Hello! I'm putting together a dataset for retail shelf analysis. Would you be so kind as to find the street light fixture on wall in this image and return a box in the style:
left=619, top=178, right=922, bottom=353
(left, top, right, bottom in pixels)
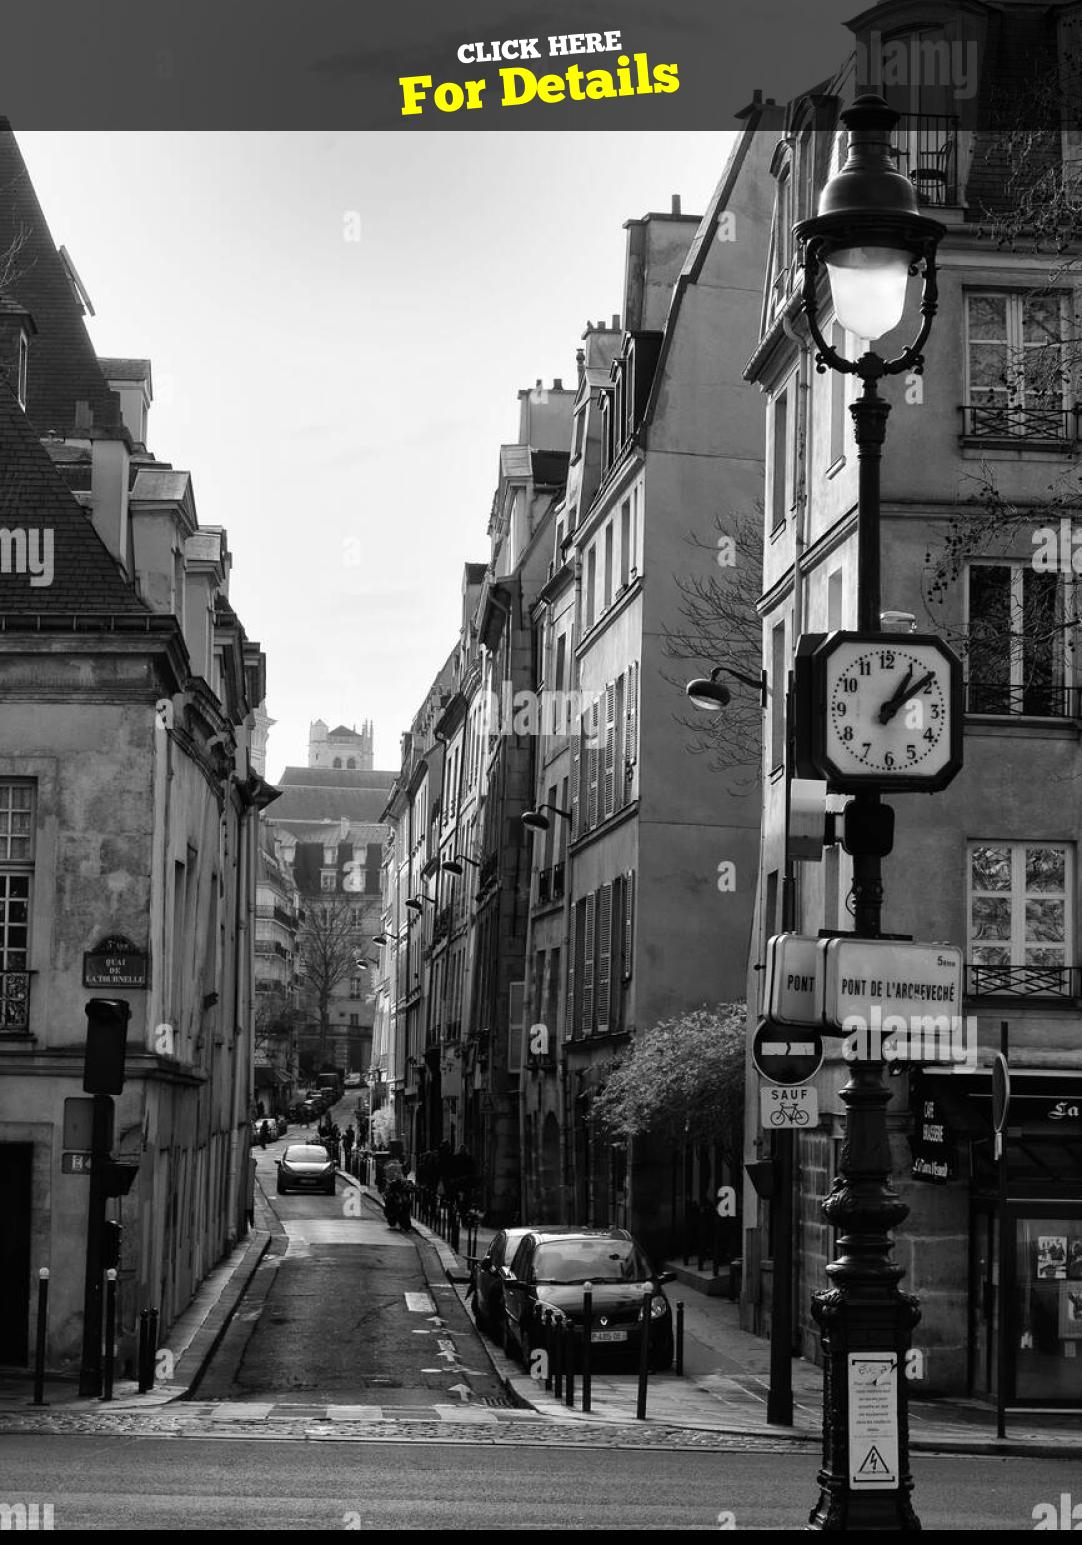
left=521, top=803, right=572, bottom=832
left=405, top=895, right=434, bottom=915
left=794, top=94, right=946, bottom=1533
left=440, top=854, right=480, bottom=877
left=684, top=665, right=767, bottom=711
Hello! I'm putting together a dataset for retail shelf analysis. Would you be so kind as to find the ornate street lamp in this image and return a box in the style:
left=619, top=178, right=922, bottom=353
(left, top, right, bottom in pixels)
left=794, top=95, right=946, bottom=1532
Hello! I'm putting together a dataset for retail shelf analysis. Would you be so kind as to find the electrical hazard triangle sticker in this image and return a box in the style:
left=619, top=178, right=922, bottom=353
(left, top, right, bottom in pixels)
left=856, top=1445, right=895, bottom=1480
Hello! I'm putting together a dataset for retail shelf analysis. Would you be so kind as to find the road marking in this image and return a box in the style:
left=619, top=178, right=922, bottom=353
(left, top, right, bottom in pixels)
left=405, top=1292, right=436, bottom=1312
left=325, top=1406, right=387, bottom=1421
left=433, top=1405, right=498, bottom=1422
left=210, top=1402, right=273, bottom=1420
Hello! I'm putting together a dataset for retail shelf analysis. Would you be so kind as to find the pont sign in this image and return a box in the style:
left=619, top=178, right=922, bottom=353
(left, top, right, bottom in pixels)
left=752, top=1019, right=824, bottom=1084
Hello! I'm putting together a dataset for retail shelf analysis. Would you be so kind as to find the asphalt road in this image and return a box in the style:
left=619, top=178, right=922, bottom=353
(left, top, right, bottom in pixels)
left=3, top=1437, right=1075, bottom=1529
left=195, top=1120, right=507, bottom=1411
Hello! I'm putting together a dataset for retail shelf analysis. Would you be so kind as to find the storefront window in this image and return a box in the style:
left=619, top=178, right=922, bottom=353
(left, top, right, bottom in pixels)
left=1014, top=1216, right=1082, bottom=1402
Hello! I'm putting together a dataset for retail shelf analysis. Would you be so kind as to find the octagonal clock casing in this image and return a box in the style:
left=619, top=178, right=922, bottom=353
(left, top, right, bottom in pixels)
left=808, top=631, right=964, bottom=792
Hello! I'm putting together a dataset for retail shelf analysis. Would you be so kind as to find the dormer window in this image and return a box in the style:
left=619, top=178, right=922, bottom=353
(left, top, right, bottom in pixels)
left=321, top=871, right=336, bottom=891
left=16, top=332, right=28, bottom=410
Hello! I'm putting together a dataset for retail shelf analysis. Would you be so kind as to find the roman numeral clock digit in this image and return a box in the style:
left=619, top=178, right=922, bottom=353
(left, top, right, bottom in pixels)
left=811, top=632, right=964, bottom=792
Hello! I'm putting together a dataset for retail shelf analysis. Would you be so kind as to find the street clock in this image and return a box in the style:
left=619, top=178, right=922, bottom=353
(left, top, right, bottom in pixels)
left=809, top=632, right=963, bottom=793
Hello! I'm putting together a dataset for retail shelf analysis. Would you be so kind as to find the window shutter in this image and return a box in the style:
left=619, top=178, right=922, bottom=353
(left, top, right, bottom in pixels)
left=586, top=701, right=600, bottom=831
left=582, top=891, right=595, bottom=1033
left=596, top=883, right=612, bottom=1032
left=623, top=869, right=635, bottom=981
left=602, top=683, right=616, bottom=819
left=614, top=675, right=626, bottom=811
left=625, top=663, right=638, bottom=793
left=571, top=717, right=583, bottom=840
left=568, top=901, right=582, bottom=1039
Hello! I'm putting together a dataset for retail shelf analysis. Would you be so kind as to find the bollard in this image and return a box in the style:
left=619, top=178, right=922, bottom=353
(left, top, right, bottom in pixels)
left=137, top=1308, right=150, bottom=1392
left=147, top=1306, right=159, bottom=1387
left=450, top=1204, right=461, bottom=1254
left=102, top=1269, right=118, bottom=1402
left=636, top=1283, right=652, bottom=1420
left=564, top=1318, right=576, bottom=1408
left=581, top=1282, right=592, bottom=1413
left=552, top=1308, right=564, bottom=1400
left=32, top=1269, right=49, bottom=1406
left=676, top=1300, right=685, bottom=1376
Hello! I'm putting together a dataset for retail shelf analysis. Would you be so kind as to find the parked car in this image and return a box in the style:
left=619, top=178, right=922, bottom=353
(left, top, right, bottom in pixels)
left=502, top=1229, right=676, bottom=1372
left=344, top=1072, right=362, bottom=1088
left=470, top=1225, right=578, bottom=1344
left=276, top=1143, right=336, bottom=1196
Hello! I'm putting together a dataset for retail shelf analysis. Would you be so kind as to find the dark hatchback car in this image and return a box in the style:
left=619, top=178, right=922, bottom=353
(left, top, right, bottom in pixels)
left=502, top=1229, right=676, bottom=1372
left=469, top=1225, right=582, bottom=1346
left=276, top=1143, right=336, bottom=1196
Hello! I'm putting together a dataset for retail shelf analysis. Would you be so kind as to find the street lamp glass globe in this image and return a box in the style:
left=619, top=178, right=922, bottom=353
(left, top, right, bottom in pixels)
left=824, top=246, right=911, bottom=341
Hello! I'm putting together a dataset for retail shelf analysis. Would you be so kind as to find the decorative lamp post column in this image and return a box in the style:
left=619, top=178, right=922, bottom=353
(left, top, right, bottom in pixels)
left=793, top=95, right=945, bottom=1531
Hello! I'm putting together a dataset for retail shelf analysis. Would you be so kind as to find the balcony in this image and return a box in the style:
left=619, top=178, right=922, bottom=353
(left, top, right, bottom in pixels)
left=0, top=970, right=30, bottom=1033
left=965, top=681, right=1081, bottom=719
left=890, top=114, right=958, bottom=206
left=535, top=862, right=566, bottom=907
left=961, top=404, right=1077, bottom=443
left=479, top=852, right=499, bottom=892
left=432, top=905, right=452, bottom=947
left=537, top=867, right=551, bottom=905
left=552, top=860, right=566, bottom=901
left=966, top=963, right=1079, bottom=1000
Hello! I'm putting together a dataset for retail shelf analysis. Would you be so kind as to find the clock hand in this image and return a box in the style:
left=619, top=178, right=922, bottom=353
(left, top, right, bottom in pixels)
left=876, top=666, right=912, bottom=724
left=879, top=668, right=936, bottom=724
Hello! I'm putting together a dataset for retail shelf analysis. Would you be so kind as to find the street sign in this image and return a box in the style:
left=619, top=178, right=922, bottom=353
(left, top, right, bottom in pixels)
left=760, top=1084, right=818, bottom=1129
left=764, top=933, right=820, bottom=1025
left=752, top=1020, right=824, bottom=1083
left=817, top=937, right=964, bottom=1031
left=847, top=1353, right=900, bottom=1489
left=61, top=1151, right=92, bottom=1175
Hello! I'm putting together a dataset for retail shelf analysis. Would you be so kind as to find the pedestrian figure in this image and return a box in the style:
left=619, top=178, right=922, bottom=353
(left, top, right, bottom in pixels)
left=436, top=1139, right=454, bottom=1198
left=258, top=1120, right=270, bottom=1150
left=451, top=1143, right=479, bottom=1212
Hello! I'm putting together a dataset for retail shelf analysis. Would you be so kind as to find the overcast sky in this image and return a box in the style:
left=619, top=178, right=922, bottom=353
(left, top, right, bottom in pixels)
left=16, top=130, right=737, bottom=777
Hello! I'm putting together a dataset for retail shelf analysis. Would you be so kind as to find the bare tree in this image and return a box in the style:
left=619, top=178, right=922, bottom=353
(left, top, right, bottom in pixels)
left=660, top=506, right=764, bottom=796
left=296, top=897, right=360, bottom=1059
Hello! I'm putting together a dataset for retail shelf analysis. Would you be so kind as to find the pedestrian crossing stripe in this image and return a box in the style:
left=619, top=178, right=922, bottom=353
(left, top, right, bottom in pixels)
left=855, top=1444, right=896, bottom=1482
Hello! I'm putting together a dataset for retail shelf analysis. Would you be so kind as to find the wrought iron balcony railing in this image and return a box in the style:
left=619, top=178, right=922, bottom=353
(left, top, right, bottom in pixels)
left=551, top=860, right=566, bottom=901
left=965, top=680, right=1082, bottom=719
left=537, top=867, right=551, bottom=905
left=966, top=962, right=1079, bottom=999
left=0, top=969, right=31, bottom=1032
left=890, top=114, right=959, bottom=206
left=478, top=852, right=499, bottom=892
left=961, top=404, right=1078, bottom=442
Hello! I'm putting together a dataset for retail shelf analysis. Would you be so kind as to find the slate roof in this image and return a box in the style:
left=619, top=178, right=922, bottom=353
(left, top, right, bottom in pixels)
left=278, top=768, right=395, bottom=790
left=0, top=377, right=146, bottom=614
left=0, top=123, right=122, bottom=437
left=98, top=357, right=151, bottom=383
left=270, top=766, right=396, bottom=827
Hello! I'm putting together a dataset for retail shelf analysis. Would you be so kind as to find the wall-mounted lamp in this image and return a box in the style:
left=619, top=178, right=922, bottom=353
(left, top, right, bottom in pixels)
left=522, top=803, right=573, bottom=832
left=373, top=933, right=389, bottom=945
left=684, top=665, right=768, bottom=711
left=441, top=853, right=480, bottom=876
left=405, top=895, right=435, bottom=914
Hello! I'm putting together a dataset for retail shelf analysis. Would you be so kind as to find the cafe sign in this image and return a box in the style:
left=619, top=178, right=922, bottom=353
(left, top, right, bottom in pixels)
left=83, top=935, right=148, bottom=989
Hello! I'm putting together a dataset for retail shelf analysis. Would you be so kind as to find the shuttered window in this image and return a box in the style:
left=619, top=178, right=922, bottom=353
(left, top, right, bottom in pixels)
left=586, top=700, right=600, bottom=832
left=623, top=870, right=635, bottom=981
left=595, top=883, right=613, bottom=1032
left=582, top=892, right=596, bottom=1033
left=602, top=683, right=617, bottom=819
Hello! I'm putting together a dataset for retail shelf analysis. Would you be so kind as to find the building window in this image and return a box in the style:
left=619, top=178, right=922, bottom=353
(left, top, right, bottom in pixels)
left=554, top=633, right=567, bottom=695
left=771, top=623, right=786, bottom=769
left=829, top=324, right=847, bottom=465
left=0, top=781, right=34, bottom=1031
left=966, top=561, right=1067, bottom=716
left=603, top=520, right=613, bottom=610
left=619, top=499, right=631, bottom=588
left=333, top=757, right=342, bottom=768
left=771, top=389, right=789, bottom=531
left=586, top=546, right=597, bottom=629
left=964, top=292, right=1069, bottom=440
left=350, top=976, right=365, bottom=997
left=16, top=333, right=28, bottom=411
left=968, top=841, right=1073, bottom=995
left=321, top=871, right=336, bottom=891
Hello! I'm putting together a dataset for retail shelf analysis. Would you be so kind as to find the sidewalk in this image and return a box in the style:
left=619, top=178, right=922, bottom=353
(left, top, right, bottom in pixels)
left=413, top=1210, right=1082, bottom=1458
left=4, top=1165, right=1079, bottom=1458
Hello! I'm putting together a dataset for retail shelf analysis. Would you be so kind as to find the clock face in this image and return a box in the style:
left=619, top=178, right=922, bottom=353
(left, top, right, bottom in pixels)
left=814, top=634, right=962, bottom=789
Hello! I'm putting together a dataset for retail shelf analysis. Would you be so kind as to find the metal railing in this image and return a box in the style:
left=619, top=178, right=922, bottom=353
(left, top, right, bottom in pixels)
left=965, top=680, right=1081, bottom=719
left=552, top=861, right=566, bottom=901
left=961, top=404, right=1077, bottom=441
left=479, top=852, right=499, bottom=892
left=966, top=963, right=1079, bottom=999
left=0, top=969, right=30, bottom=1032
left=537, top=867, right=551, bottom=905
left=890, top=114, right=959, bottom=206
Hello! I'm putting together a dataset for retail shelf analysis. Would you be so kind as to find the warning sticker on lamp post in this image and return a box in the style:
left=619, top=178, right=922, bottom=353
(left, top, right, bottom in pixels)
left=847, top=1354, right=899, bottom=1489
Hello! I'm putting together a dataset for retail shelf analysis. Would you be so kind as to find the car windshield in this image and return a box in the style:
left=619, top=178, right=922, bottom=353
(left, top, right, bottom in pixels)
left=284, top=1146, right=330, bottom=1163
left=532, top=1239, right=653, bottom=1284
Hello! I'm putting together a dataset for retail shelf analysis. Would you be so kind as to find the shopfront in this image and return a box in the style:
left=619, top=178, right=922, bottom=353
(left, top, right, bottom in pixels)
left=915, top=1066, right=1082, bottom=1413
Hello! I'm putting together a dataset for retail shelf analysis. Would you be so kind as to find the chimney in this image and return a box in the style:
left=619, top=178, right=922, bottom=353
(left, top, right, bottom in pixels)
left=90, top=432, right=132, bottom=574
left=0, top=303, right=34, bottom=411
left=671, top=194, right=682, bottom=215
left=611, top=313, right=621, bottom=331
left=576, top=348, right=585, bottom=384
left=553, top=378, right=563, bottom=391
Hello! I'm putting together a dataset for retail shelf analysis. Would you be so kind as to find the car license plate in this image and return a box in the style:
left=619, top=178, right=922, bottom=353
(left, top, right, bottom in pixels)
left=592, top=1329, right=627, bottom=1343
